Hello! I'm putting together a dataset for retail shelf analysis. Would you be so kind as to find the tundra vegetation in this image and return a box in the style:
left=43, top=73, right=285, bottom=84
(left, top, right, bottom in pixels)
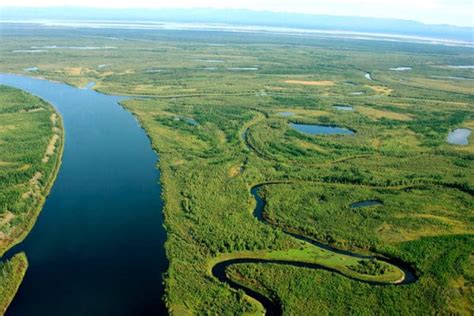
left=0, top=24, right=473, bottom=315
left=0, top=85, right=63, bottom=312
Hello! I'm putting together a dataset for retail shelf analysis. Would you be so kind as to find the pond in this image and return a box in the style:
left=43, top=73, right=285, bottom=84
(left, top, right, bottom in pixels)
left=227, top=67, right=258, bottom=71
left=350, top=200, right=383, bottom=209
left=23, top=67, right=39, bottom=72
left=31, top=45, right=117, bottom=50
left=445, top=65, right=474, bottom=69
left=0, top=74, right=167, bottom=316
left=365, top=73, right=373, bottom=80
left=290, top=123, right=355, bottom=135
left=174, top=116, right=198, bottom=126
left=389, top=67, right=412, bottom=71
left=333, top=105, right=353, bottom=111
left=447, top=128, right=471, bottom=145
left=431, top=76, right=473, bottom=81
left=278, top=111, right=295, bottom=117
left=194, top=59, right=224, bottom=63
left=13, top=50, right=48, bottom=53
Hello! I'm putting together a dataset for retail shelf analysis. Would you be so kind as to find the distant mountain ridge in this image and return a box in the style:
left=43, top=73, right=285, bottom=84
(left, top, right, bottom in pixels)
left=1, top=7, right=473, bottom=43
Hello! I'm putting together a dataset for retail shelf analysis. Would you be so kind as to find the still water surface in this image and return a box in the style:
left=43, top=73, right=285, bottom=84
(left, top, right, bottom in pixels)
left=290, top=123, right=355, bottom=135
left=447, top=128, right=471, bottom=145
left=0, top=74, right=167, bottom=316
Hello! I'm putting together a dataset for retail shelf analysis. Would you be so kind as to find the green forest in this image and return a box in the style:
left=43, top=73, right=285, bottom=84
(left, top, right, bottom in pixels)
left=0, top=25, right=472, bottom=315
left=0, top=85, right=63, bottom=312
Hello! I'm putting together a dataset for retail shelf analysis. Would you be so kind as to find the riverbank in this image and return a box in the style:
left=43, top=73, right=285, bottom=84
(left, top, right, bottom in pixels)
left=0, top=74, right=167, bottom=315
left=0, top=253, right=28, bottom=314
left=0, top=110, right=64, bottom=257
left=0, top=85, right=64, bottom=314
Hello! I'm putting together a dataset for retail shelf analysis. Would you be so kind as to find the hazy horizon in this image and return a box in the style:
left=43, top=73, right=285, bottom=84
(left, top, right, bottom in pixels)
left=1, top=0, right=473, bottom=28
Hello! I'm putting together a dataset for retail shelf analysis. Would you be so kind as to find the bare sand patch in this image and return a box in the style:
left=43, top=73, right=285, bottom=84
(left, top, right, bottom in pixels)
left=50, top=113, right=58, bottom=125
left=368, top=85, right=393, bottom=95
left=20, top=107, right=44, bottom=113
left=229, top=165, right=241, bottom=177
left=284, top=80, right=335, bottom=86
left=65, top=67, right=82, bottom=76
left=0, top=212, right=15, bottom=226
left=264, top=86, right=285, bottom=91
left=18, top=164, right=31, bottom=171
left=22, top=172, right=42, bottom=199
left=42, top=134, right=59, bottom=163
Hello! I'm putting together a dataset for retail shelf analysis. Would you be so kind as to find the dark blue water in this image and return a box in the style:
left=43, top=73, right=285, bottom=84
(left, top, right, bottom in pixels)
left=290, top=123, right=355, bottom=135
left=350, top=200, right=383, bottom=209
left=0, top=74, right=167, bottom=316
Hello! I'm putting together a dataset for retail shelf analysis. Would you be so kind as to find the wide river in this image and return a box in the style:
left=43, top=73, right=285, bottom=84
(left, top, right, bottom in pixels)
left=0, top=74, right=167, bottom=315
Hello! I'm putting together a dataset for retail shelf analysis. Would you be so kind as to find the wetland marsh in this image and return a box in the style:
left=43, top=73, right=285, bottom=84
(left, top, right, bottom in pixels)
left=0, top=20, right=472, bottom=316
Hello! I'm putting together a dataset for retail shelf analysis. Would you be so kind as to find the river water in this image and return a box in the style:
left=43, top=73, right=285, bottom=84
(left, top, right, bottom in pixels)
left=0, top=74, right=167, bottom=316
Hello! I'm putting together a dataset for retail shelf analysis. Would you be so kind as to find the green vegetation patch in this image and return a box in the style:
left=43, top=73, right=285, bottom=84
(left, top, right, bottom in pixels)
left=1, top=26, right=473, bottom=314
left=0, top=85, right=63, bottom=255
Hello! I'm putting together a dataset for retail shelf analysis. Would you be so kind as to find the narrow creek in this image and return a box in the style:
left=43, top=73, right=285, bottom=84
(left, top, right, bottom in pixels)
left=212, top=185, right=417, bottom=315
left=211, top=126, right=418, bottom=315
left=0, top=74, right=167, bottom=316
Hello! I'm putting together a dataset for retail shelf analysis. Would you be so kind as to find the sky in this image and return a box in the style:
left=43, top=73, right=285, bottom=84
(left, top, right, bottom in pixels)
left=2, top=0, right=473, bottom=27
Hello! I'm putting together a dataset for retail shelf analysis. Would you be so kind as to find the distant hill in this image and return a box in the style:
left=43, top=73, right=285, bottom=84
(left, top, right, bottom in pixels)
left=1, top=7, right=473, bottom=43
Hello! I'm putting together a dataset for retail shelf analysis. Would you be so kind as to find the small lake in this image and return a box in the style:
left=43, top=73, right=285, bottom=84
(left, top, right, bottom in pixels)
left=31, top=45, right=117, bottom=50
left=13, top=50, right=48, bottom=53
left=227, top=67, right=258, bottom=71
left=0, top=74, right=167, bottom=316
left=174, top=116, right=198, bottom=126
left=447, top=128, right=471, bottom=145
left=145, top=69, right=163, bottom=73
left=349, top=92, right=365, bottom=95
left=350, top=200, right=383, bottom=209
left=389, top=67, right=412, bottom=71
left=194, top=59, right=224, bottom=63
left=278, top=111, right=294, bottom=117
left=445, top=65, right=474, bottom=69
left=431, top=76, right=473, bottom=81
left=365, top=73, right=373, bottom=80
left=23, top=67, right=39, bottom=73
left=290, top=123, right=354, bottom=135
left=333, top=105, right=353, bottom=111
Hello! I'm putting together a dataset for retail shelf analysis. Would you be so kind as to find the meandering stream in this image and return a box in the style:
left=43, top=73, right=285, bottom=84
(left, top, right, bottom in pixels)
left=211, top=124, right=418, bottom=316
left=0, top=74, right=167, bottom=316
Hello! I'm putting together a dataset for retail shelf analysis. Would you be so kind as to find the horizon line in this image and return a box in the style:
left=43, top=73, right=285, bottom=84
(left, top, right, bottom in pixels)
left=1, top=6, right=473, bottom=29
